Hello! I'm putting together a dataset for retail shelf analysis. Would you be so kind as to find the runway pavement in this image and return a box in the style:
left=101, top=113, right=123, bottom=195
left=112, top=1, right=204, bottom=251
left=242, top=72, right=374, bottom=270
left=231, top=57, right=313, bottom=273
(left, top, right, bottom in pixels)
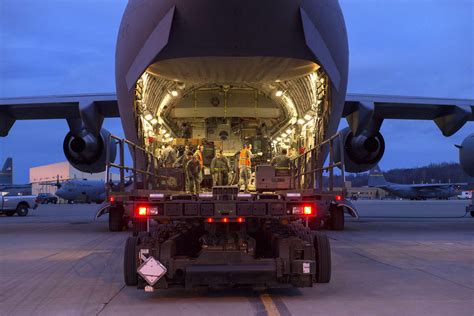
left=0, top=200, right=472, bottom=316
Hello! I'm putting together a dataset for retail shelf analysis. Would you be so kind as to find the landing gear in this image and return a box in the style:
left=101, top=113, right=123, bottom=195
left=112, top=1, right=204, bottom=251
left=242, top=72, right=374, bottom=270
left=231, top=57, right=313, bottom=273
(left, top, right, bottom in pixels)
left=109, top=205, right=125, bottom=232
left=328, top=204, right=344, bottom=231
left=124, top=236, right=139, bottom=286
left=314, top=233, right=331, bottom=283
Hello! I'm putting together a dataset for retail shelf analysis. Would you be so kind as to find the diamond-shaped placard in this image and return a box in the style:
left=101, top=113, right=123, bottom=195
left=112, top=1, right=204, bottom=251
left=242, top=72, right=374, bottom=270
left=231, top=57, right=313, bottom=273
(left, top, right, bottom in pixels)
left=137, top=257, right=167, bottom=286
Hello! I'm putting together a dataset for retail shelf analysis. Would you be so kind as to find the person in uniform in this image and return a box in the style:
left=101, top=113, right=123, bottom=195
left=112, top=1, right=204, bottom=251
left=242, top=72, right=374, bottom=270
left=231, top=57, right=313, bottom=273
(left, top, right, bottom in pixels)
left=271, top=148, right=291, bottom=169
left=162, top=144, right=177, bottom=168
left=194, top=145, right=204, bottom=187
left=211, top=150, right=231, bottom=186
left=185, top=152, right=201, bottom=194
left=238, top=144, right=252, bottom=192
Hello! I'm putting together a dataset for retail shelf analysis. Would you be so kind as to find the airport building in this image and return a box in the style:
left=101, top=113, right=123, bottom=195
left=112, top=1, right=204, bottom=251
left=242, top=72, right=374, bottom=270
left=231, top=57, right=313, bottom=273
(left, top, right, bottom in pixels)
left=30, top=161, right=107, bottom=195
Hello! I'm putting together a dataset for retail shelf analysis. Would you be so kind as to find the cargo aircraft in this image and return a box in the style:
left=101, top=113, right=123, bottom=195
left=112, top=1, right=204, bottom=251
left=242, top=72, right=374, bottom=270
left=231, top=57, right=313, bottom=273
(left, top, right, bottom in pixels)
left=0, top=0, right=473, bottom=223
left=368, top=165, right=462, bottom=200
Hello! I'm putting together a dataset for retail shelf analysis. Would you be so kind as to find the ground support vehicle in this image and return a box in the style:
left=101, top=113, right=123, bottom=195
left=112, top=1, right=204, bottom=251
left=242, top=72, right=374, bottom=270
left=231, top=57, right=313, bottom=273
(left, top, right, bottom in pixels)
left=36, top=193, right=58, bottom=204
left=0, top=193, right=38, bottom=217
left=104, top=134, right=358, bottom=290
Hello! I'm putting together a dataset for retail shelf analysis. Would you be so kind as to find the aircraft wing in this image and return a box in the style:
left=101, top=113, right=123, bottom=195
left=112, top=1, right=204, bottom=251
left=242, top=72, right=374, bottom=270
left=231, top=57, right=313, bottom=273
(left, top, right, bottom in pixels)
left=0, top=93, right=119, bottom=136
left=344, top=94, right=474, bottom=137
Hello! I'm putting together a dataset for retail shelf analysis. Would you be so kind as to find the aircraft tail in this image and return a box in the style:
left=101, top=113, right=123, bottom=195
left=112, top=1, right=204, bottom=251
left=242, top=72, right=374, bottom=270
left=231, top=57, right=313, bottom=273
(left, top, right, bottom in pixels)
left=368, top=164, right=387, bottom=187
left=0, top=157, right=13, bottom=185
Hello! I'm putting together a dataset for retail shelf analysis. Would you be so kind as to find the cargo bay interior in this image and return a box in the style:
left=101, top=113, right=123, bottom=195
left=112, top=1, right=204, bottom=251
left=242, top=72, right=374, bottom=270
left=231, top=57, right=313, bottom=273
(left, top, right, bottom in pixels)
left=131, top=57, right=331, bottom=192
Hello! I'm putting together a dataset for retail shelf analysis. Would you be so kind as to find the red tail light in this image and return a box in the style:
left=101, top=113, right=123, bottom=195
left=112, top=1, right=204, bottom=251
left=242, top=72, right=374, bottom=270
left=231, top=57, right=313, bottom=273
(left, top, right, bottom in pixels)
left=136, top=206, right=148, bottom=216
left=335, top=195, right=342, bottom=201
left=237, top=217, right=245, bottom=223
left=303, top=206, right=312, bottom=215
left=109, top=195, right=115, bottom=203
left=206, top=218, right=214, bottom=223
left=221, top=218, right=229, bottom=223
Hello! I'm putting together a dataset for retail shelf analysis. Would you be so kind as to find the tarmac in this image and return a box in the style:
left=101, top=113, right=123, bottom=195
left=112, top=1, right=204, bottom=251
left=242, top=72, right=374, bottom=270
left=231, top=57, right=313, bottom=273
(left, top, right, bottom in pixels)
left=0, top=200, right=472, bottom=316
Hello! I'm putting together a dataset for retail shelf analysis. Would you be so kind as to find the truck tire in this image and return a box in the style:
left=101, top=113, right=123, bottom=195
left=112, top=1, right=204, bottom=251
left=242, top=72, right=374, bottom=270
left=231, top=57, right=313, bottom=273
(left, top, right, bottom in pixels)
left=5, top=211, right=15, bottom=217
left=314, top=233, right=331, bottom=283
left=124, top=236, right=139, bottom=286
left=329, top=205, right=344, bottom=231
left=109, top=206, right=125, bottom=232
left=16, top=205, right=29, bottom=217
left=132, top=220, right=147, bottom=237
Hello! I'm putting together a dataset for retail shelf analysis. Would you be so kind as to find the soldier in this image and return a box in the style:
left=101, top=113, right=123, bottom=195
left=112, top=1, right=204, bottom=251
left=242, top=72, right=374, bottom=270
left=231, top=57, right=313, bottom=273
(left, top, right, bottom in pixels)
left=271, top=148, right=291, bottom=169
left=238, top=144, right=252, bottom=192
left=211, top=150, right=231, bottom=186
left=162, top=144, right=177, bottom=168
left=194, top=145, right=204, bottom=187
left=185, top=152, right=201, bottom=194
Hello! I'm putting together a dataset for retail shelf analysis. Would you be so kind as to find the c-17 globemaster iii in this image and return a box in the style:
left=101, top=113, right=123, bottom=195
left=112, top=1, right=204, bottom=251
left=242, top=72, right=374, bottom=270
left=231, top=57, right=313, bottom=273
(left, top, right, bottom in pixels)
left=0, top=0, right=473, bottom=291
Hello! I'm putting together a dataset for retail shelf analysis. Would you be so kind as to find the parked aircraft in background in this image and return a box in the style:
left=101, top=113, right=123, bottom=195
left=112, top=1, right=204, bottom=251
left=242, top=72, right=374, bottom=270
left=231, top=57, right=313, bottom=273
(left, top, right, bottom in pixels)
left=0, top=158, right=32, bottom=196
left=368, top=165, right=462, bottom=200
left=42, top=176, right=132, bottom=204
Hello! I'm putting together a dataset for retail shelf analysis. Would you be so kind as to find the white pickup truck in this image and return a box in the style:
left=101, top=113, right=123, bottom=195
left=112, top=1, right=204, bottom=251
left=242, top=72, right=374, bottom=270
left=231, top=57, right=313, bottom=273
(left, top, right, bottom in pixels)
left=0, top=192, right=38, bottom=217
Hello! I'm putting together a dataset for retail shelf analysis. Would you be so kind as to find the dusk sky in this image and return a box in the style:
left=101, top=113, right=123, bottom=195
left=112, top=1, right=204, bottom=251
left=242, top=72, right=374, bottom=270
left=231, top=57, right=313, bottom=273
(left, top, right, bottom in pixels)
left=0, top=0, right=473, bottom=183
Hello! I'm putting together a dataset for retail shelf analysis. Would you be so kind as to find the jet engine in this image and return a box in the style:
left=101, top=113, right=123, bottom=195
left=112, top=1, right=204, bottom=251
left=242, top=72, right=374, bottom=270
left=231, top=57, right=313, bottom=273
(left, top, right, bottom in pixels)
left=458, top=134, right=474, bottom=177
left=334, top=127, right=385, bottom=173
left=63, top=128, right=116, bottom=173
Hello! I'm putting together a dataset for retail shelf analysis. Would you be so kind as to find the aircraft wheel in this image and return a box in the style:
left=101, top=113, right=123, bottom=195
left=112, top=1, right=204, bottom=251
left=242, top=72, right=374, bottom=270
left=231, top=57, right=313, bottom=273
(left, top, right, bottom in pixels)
left=16, top=205, right=29, bottom=217
left=314, top=233, right=331, bottom=283
left=5, top=211, right=15, bottom=217
left=329, top=205, right=344, bottom=231
left=124, top=236, right=139, bottom=286
left=470, top=211, right=474, bottom=218
left=109, top=206, right=124, bottom=232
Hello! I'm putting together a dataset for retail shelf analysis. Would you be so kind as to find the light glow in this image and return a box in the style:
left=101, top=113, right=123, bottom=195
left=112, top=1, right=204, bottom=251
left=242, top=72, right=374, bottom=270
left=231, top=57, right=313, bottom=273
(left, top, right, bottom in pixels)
left=304, top=114, right=312, bottom=121
left=221, top=218, right=229, bottom=223
left=297, top=118, right=306, bottom=125
left=286, top=129, right=293, bottom=134
left=138, top=206, right=148, bottom=216
left=207, top=218, right=214, bottom=223
left=150, top=118, right=158, bottom=125
left=144, top=113, right=153, bottom=121
left=281, top=133, right=287, bottom=138
left=170, top=90, right=179, bottom=97
left=303, top=206, right=312, bottom=215
left=237, top=217, right=245, bottom=223
left=275, top=90, right=284, bottom=97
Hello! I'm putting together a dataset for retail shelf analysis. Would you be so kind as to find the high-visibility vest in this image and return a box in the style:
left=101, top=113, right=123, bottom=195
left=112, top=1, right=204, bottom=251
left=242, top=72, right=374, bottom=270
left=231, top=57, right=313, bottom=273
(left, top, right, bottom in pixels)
left=239, top=149, right=251, bottom=167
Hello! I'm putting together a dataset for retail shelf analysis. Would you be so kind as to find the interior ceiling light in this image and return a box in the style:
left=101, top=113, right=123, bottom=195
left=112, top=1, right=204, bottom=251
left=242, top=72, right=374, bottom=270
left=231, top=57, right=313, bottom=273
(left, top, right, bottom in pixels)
left=276, top=137, right=282, bottom=141
left=272, top=140, right=278, bottom=144
left=150, top=118, right=158, bottom=125
left=144, top=113, right=153, bottom=121
left=160, top=128, right=166, bottom=135
left=286, top=129, right=293, bottom=134
left=281, top=133, right=287, bottom=138
left=165, top=133, right=170, bottom=138
left=297, top=118, right=306, bottom=125
left=275, top=90, right=284, bottom=97
left=170, top=90, right=179, bottom=97
left=304, top=114, right=312, bottom=121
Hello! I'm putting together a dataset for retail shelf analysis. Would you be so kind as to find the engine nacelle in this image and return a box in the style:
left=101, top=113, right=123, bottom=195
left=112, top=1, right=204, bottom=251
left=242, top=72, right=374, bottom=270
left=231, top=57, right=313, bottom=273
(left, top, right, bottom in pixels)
left=63, top=128, right=116, bottom=173
left=458, top=134, right=474, bottom=177
left=334, top=127, right=385, bottom=173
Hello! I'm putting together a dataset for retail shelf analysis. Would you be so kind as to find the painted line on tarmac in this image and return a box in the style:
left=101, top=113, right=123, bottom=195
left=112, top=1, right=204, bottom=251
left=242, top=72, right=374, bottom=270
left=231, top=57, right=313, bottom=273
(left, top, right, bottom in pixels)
left=259, top=293, right=281, bottom=316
